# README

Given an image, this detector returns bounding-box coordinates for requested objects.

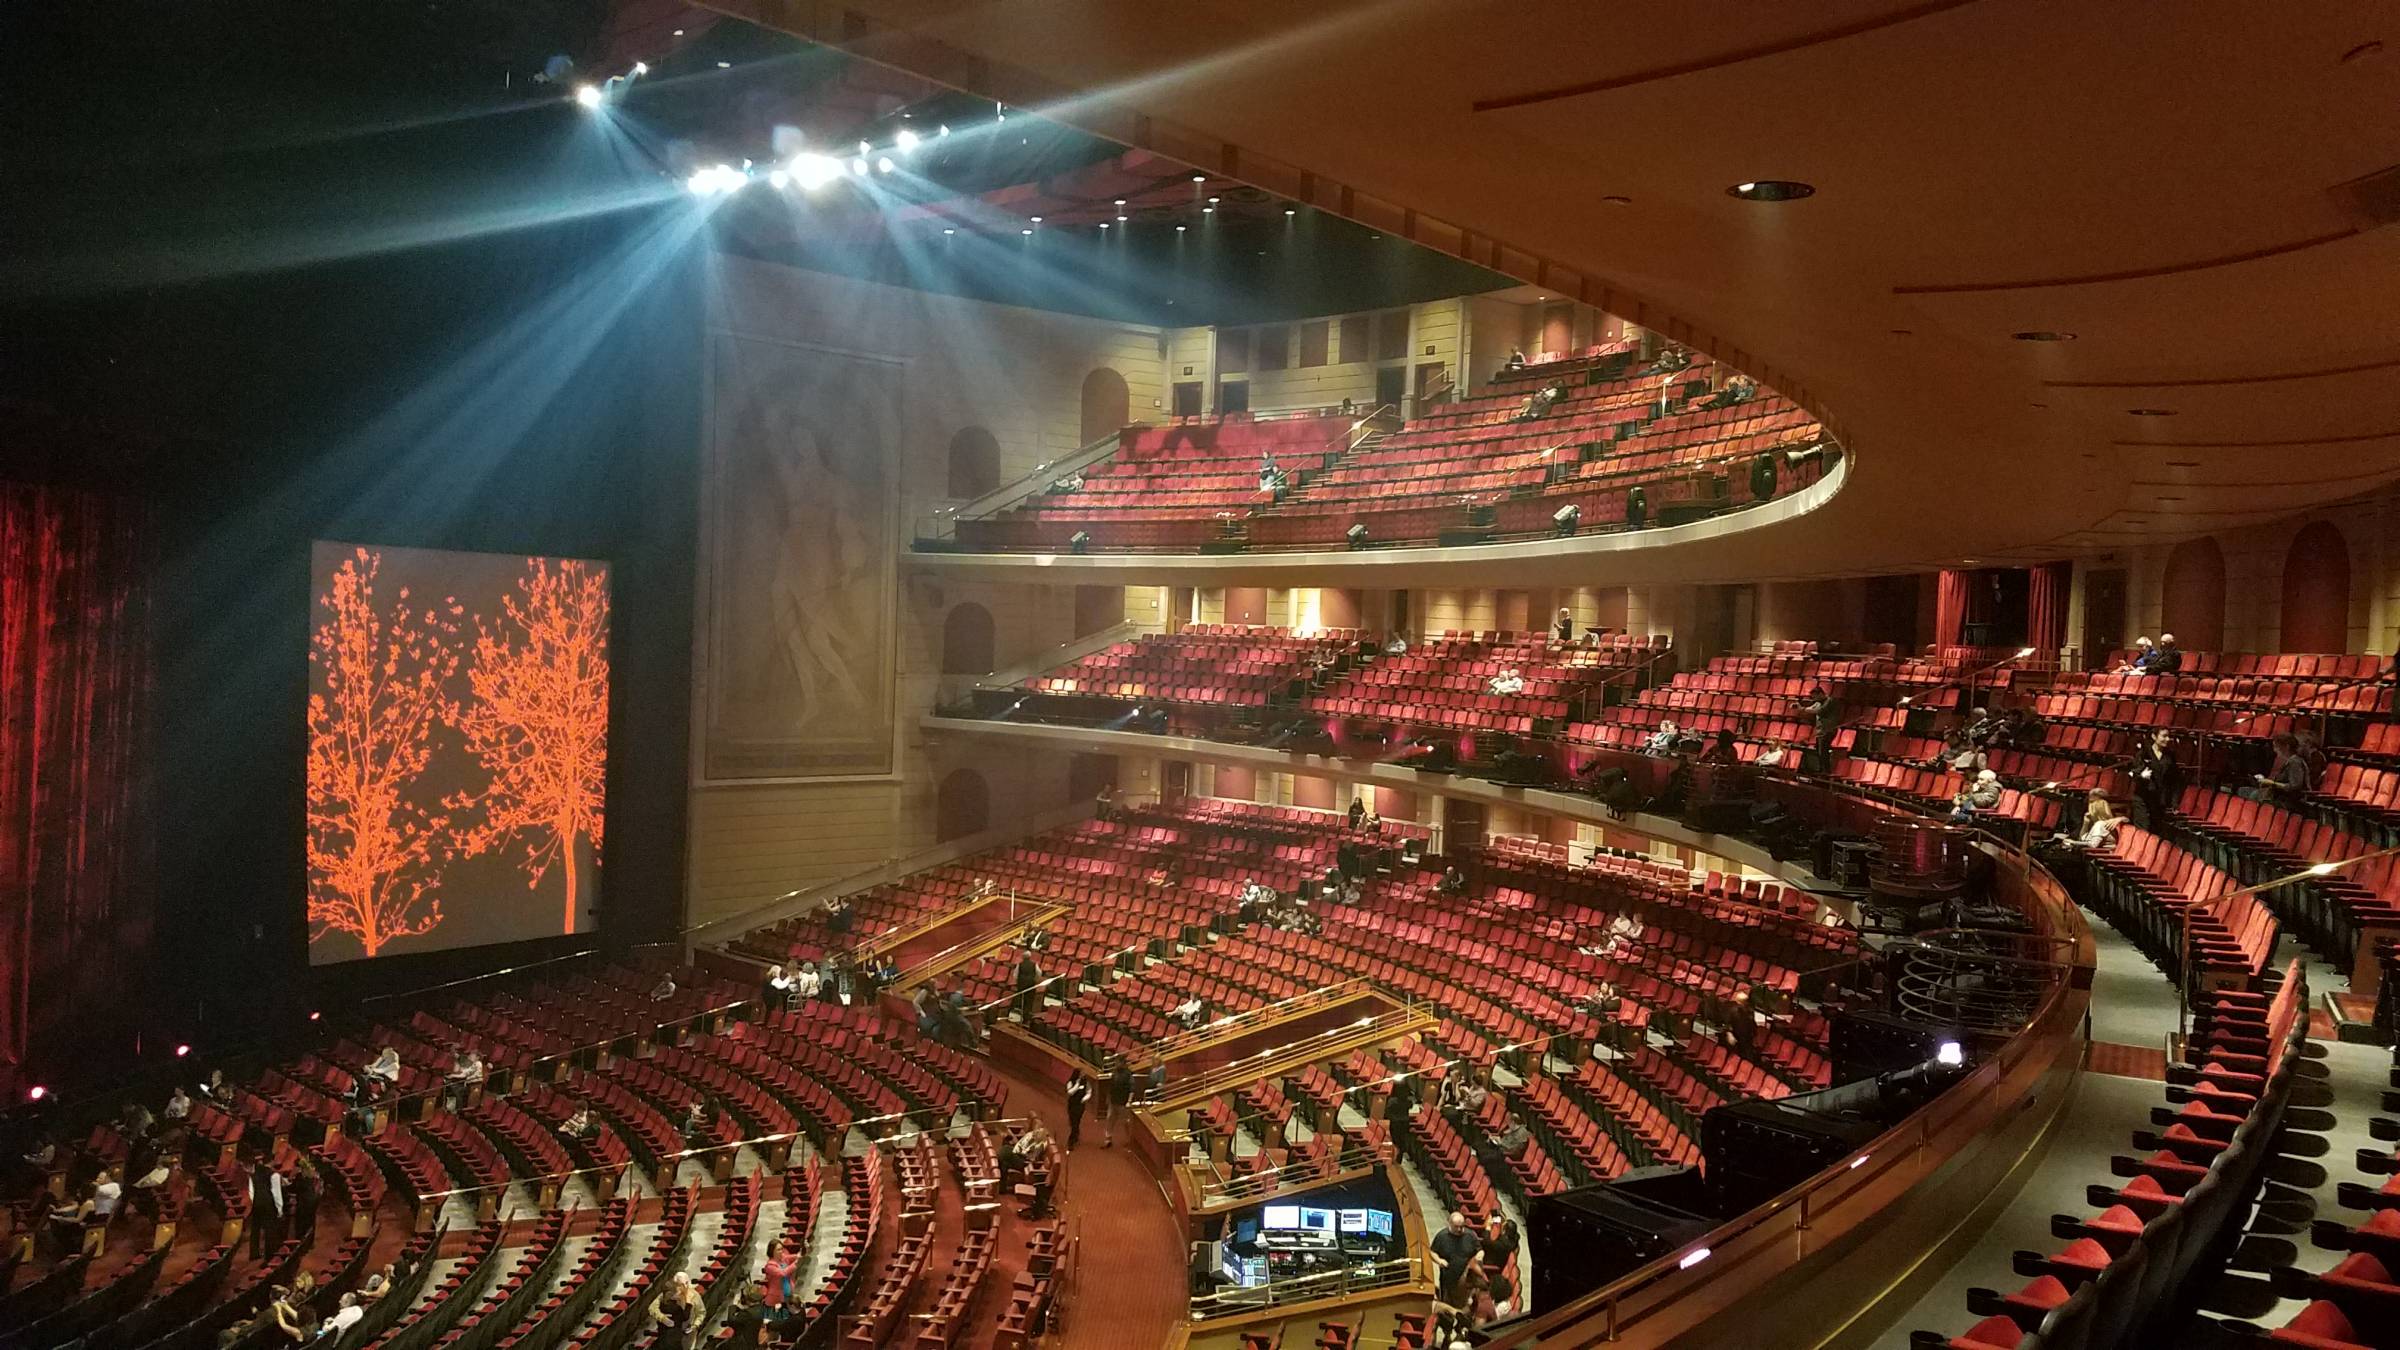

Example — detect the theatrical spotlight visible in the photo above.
[788,153,844,191]
[685,164,747,197]
[1069,530,1092,554]
[573,83,604,110]
[1553,502,1581,537]
[1345,522,1370,549]
[894,127,921,153]
[876,156,895,174]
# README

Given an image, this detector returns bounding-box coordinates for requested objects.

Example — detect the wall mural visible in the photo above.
[703,333,903,780]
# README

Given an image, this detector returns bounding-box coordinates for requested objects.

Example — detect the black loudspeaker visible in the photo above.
[1829,1008,1953,1082]
[1750,453,1778,500]
[1527,1167,1715,1309]
[1700,1088,1884,1214]
[1625,485,1649,528]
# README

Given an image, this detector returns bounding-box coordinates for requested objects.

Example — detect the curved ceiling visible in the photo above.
[697,0,2400,585]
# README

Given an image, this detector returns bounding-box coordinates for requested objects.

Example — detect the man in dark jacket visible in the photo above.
[1014,949,1043,1021]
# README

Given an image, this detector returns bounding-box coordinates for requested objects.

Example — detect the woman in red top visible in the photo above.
[760,1242,801,1321]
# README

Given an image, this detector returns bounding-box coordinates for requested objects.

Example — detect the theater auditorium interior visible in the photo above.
[4,4,2399,1349]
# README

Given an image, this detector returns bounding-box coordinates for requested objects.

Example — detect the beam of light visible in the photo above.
[685,163,747,196]
[788,152,845,191]
[894,127,921,153]
[574,84,604,109]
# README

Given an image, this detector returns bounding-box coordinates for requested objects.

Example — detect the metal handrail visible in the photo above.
[918,428,1127,538]
[1131,978,1375,1066]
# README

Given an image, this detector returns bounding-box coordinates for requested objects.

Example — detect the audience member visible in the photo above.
[1437,863,1468,896]
[1103,1058,1135,1148]
[321,1293,363,1340]
[1704,727,1739,764]
[1384,631,1411,656]
[1949,768,2001,822]
[1554,607,1576,643]
[2152,632,2183,673]
[1504,347,1526,371]
[2130,726,2180,827]
[1645,718,1680,754]
[721,1284,767,1350]
[1486,667,1525,696]
[2052,795,2125,851]
[1431,1210,1480,1303]
[760,1240,801,1324]
[164,1085,193,1123]
[248,1157,285,1258]
[2244,732,2311,802]
[790,962,821,1003]
[1014,947,1044,1021]
[647,1272,701,1350]
[363,1045,401,1086]
[2117,636,2155,674]
[357,1264,394,1307]
[649,970,678,1001]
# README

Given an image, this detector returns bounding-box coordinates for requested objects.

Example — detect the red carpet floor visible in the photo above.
[985,1061,1187,1349]
[2086,1040,2168,1080]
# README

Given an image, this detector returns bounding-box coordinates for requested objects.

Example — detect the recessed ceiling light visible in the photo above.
[1203,206,1214,213]
[1099,222,1110,230]
[942,228,956,235]
[2127,408,2178,417]
[1192,174,1206,183]
[2012,331,2076,342]
[1116,214,1128,221]
[1208,196,1220,204]
[1114,199,1126,207]
[1029,215,1042,223]
[1727,180,1814,202]
[1020,228,1032,235]
[1176,225,1187,232]
[1284,207,1297,216]
[672,28,684,35]
[716,61,731,69]
[1961,557,1980,565]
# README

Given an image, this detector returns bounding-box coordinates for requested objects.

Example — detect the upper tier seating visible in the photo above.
[1026,627,1360,706]
[947,350,1836,553]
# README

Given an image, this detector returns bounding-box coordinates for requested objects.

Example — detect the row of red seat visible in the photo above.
[1912,964,2307,1350]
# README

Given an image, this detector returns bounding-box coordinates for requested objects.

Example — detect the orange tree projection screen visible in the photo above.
[306,541,609,964]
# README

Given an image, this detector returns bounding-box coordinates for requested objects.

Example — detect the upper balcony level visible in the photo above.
[912,341,1843,579]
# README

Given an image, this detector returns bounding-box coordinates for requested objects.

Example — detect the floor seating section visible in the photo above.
[950,349,1837,552]
[1909,963,2307,1350]
[2,946,1030,1350]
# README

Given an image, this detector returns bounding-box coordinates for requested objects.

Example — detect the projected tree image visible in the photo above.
[306,548,463,957]
[307,543,611,964]
[450,558,611,935]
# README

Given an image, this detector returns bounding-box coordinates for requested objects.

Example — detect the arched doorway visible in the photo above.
[945,426,1001,499]
[935,769,990,842]
[2160,536,2226,651]
[1080,367,1130,446]
[941,603,995,675]
[2281,521,2351,653]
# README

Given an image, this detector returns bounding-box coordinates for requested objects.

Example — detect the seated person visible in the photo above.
[356,1264,396,1307]
[2115,636,2156,674]
[1755,742,1790,770]
[1949,768,2002,821]
[682,1097,718,1144]
[1703,728,1739,765]
[1941,732,1986,776]
[164,1085,193,1123]
[2243,733,2311,802]
[2148,632,2183,673]
[1504,346,1526,371]
[1001,1123,1054,1186]
[1644,718,1681,754]
[1383,631,1411,656]
[1436,863,1468,896]
[2050,795,2125,851]
[558,1104,600,1141]
[1171,996,1208,1031]
[363,1045,402,1086]
[1486,667,1526,696]
[649,970,678,1001]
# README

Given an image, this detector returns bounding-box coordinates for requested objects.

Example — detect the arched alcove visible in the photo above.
[1080,367,1130,446]
[2160,535,2226,651]
[945,426,1001,499]
[2280,520,2351,653]
[940,603,995,675]
[935,769,990,842]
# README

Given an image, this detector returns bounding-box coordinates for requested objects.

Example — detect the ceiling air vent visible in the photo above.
[2329,163,2400,227]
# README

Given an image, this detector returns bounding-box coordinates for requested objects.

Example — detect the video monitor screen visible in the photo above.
[1338,1209,1369,1233]
[1366,1209,1394,1238]
[1260,1205,1300,1231]
[1299,1207,1333,1232]
[306,541,610,964]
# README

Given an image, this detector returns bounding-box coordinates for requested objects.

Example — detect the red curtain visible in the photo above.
[0,481,154,1100]
[2027,562,2072,654]
[1934,569,1971,649]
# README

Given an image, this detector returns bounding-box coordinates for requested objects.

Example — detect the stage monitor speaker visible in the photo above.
[1830,1008,1953,1082]
[1527,1167,1713,1309]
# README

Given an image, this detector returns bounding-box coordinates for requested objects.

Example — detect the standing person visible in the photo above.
[1347,796,1366,830]
[721,1284,768,1350]
[1103,1058,1134,1149]
[2130,727,2180,828]
[1014,947,1044,1022]
[1431,1211,1480,1304]
[1800,684,1842,770]
[247,1157,285,1258]
[763,964,793,1013]
[1094,783,1118,822]
[759,1241,800,1324]
[647,1273,701,1350]
[288,1159,322,1249]
[1553,607,1575,644]
[790,961,820,1004]
[1063,1069,1092,1148]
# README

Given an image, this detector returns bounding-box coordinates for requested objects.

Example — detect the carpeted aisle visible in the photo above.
[986,1061,1187,1349]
